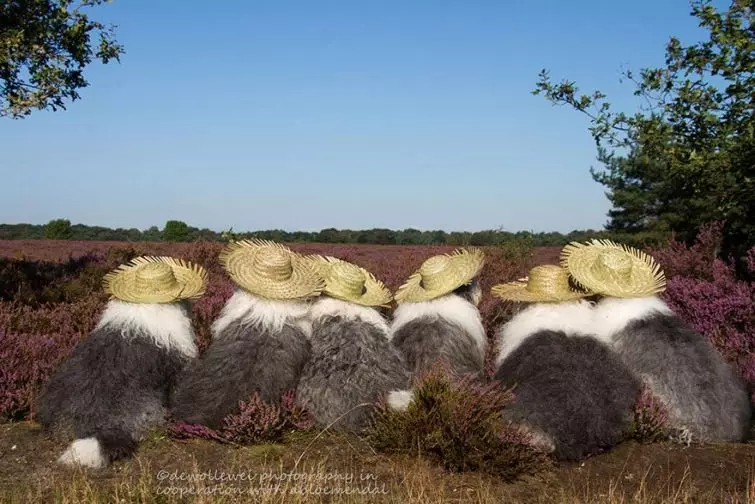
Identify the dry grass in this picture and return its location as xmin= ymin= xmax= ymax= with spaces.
xmin=1 ymin=422 xmax=754 ymax=504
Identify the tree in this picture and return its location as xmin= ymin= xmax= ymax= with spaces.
xmin=0 ymin=0 xmax=124 ymax=118
xmin=533 ymin=0 xmax=754 ymax=265
xmin=163 ymin=220 xmax=189 ymax=242
xmin=44 ymin=218 xmax=72 ymax=239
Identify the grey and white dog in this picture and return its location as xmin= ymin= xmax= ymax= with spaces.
xmin=36 ymin=299 xmax=197 ymax=469
xmin=295 ymin=297 xmax=411 ymax=432
xmin=170 ymin=289 xmax=313 ymax=429
xmin=493 ymin=300 xmax=641 ymax=461
xmin=592 ymin=295 xmax=752 ymax=444
xmin=388 ymin=280 xmax=486 ymax=410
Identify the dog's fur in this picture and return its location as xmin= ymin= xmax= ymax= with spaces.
xmin=169 ymin=289 xmax=312 ymax=429
xmin=295 ymin=298 xmax=411 ymax=432
xmin=390 ymin=280 xmax=486 ymax=381
xmin=494 ymin=301 xmax=641 ymax=461
xmin=36 ymin=300 xmax=195 ymax=469
xmin=593 ymin=295 xmax=752 ymax=443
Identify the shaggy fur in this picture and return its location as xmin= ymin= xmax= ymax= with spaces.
xmin=494 ymin=300 xmax=598 ymax=367
xmin=36 ymin=301 xmax=194 ymax=468
xmin=593 ymin=296 xmax=752 ymax=443
xmin=390 ymin=282 xmax=487 ymax=380
xmin=495 ymin=328 xmax=641 ymax=461
xmin=170 ymin=290 xmax=312 ymax=429
xmin=295 ymin=298 xmax=411 ymax=432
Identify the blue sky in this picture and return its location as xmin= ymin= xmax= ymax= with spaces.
xmin=0 ymin=0 xmax=714 ymax=233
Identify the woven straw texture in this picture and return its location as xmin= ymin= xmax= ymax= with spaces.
xmin=305 ymin=255 xmax=392 ymax=307
xmin=491 ymin=264 xmax=589 ymax=303
xmin=394 ymin=247 xmax=485 ymax=304
xmin=560 ymin=239 xmax=666 ymax=298
xmin=219 ymin=239 xmax=324 ymax=300
xmin=102 ymin=256 xmax=207 ymax=304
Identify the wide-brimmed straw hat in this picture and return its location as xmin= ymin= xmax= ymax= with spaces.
xmin=102 ymin=256 xmax=208 ymax=304
xmin=491 ymin=264 xmax=590 ymax=303
xmin=560 ymin=239 xmax=666 ymax=298
xmin=394 ymin=248 xmax=485 ymax=304
xmin=219 ymin=239 xmax=324 ymax=300
xmin=305 ymin=255 xmax=393 ymax=307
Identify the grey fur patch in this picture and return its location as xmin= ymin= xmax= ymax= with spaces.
xmin=295 ymin=316 xmax=411 ymax=432
xmin=391 ymin=314 xmax=485 ymax=381
xmin=170 ymin=319 xmax=311 ymax=429
xmin=612 ymin=313 xmax=751 ymax=443
xmin=36 ymin=325 xmax=189 ymax=463
xmin=495 ymin=330 xmax=641 ymax=461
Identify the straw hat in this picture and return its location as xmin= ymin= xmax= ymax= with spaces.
xmin=102 ymin=256 xmax=208 ymax=304
xmin=491 ymin=264 xmax=590 ymax=303
xmin=305 ymin=255 xmax=393 ymax=307
xmin=394 ymin=248 xmax=485 ymax=304
xmin=560 ymin=239 xmax=666 ymax=298
xmin=219 ymin=239 xmax=324 ymax=300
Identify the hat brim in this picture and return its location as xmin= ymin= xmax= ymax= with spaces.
xmin=491 ymin=280 xmax=589 ymax=303
xmin=220 ymin=240 xmax=324 ymax=300
xmin=560 ymin=239 xmax=666 ymax=298
xmin=305 ymin=255 xmax=393 ymax=307
xmin=103 ymin=256 xmax=208 ymax=304
xmin=394 ymin=248 xmax=485 ymax=304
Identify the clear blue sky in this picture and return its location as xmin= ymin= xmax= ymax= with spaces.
xmin=0 ymin=0 xmax=714 ymax=233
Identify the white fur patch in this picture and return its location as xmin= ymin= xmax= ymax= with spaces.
xmin=96 ymin=300 xmax=197 ymax=358
xmin=390 ymin=294 xmax=487 ymax=354
xmin=592 ymin=295 xmax=673 ymax=341
xmin=494 ymin=300 xmax=597 ymax=367
xmin=386 ymin=390 xmax=414 ymax=411
xmin=212 ymin=289 xmax=313 ymax=338
xmin=58 ymin=437 xmax=105 ymax=469
xmin=309 ymin=297 xmax=390 ymax=335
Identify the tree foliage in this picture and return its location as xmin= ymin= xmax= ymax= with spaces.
xmin=162 ymin=220 xmax=189 ymax=242
xmin=0 ymin=0 xmax=124 ymax=118
xmin=533 ymin=0 xmax=754 ymax=265
xmin=43 ymin=218 xmax=72 ymax=239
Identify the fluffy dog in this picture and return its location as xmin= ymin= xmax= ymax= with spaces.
xmin=36 ymin=299 xmax=197 ymax=468
xmin=494 ymin=300 xmax=641 ymax=460
xmin=170 ymin=289 xmax=313 ymax=429
xmin=593 ymin=295 xmax=751 ymax=443
xmin=295 ymin=297 xmax=410 ymax=431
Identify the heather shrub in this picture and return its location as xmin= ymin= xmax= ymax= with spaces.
xmin=0 ymin=253 xmax=107 ymax=305
xmin=167 ymin=390 xmax=315 ymax=445
xmin=652 ymin=223 xmax=755 ymax=403
xmin=0 ymin=300 xmax=102 ymax=420
xmin=367 ymin=367 xmax=551 ymax=481
xmin=628 ymin=385 xmax=671 ymax=443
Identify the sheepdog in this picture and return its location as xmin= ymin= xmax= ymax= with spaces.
xmin=36 ymin=299 xmax=199 ymax=469
xmin=295 ymin=297 xmax=411 ymax=432
xmin=390 ymin=279 xmax=487 ymax=382
xmin=560 ymin=239 xmax=752 ymax=444
xmin=493 ymin=299 xmax=641 ymax=460
xmin=36 ymin=256 xmax=206 ymax=469
xmin=170 ymin=289 xmax=313 ymax=429
xmin=592 ymin=295 xmax=752 ymax=444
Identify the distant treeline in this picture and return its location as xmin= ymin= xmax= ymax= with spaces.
xmin=0 ymin=220 xmax=670 ymax=248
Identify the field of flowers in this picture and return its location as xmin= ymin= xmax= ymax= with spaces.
xmin=0 ymin=223 xmax=753 ymax=502
xmin=1 ymin=224 xmax=753 ymax=424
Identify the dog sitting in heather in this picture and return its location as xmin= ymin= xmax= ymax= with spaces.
xmin=387 ymin=248 xmax=487 ymax=409
xmin=35 ymin=256 xmax=207 ymax=469
xmin=491 ymin=264 xmax=641 ymax=461
xmin=169 ymin=240 xmax=324 ymax=430
xmin=294 ymin=256 xmax=410 ymax=432
xmin=561 ymin=240 xmax=752 ymax=444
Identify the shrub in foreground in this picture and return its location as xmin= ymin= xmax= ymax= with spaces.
xmin=367 ymin=367 xmax=551 ymax=481
xmin=167 ymin=390 xmax=315 ymax=444
xmin=628 ymin=385 xmax=671 ymax=443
